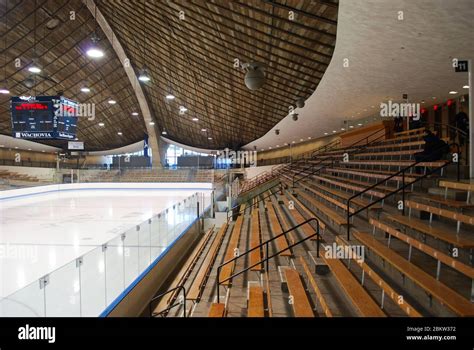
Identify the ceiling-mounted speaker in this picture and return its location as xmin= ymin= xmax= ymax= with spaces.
xmin=23 ymin=77 xmax=35 ymax=88
xmin=242 ymin=62 xmax=266 ymax=90
xmin=292 ymin=114 xmax=299 ymax=121
xmin=295 ymin=97 xmax=305 ymax=109
xmin=275 ymin=129 xmax=280 ymax=135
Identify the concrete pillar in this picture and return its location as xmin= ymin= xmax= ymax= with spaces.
xmin=83 ymin=0 xmax=161 ymax=167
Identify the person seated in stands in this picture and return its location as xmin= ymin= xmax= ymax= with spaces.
xmin=414 ymin=130 xmax=449 ymax=172
xmin=455 ymin=108 xmax=469 ymax=146
xmin=394 ymin=116 xmax=403 ymax=133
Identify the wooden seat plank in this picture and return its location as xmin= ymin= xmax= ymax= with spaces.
xmin=321 ymin=249 xmax=386 ymax=317
xmin=219 ymin=216 xmax=245 ymax=286
xmin=299 ymin=256 xmax=332 ymax=317
xmin=406 ymin=200 xmax=474 ymax=226
xmin=284 ymin=269 xmax=314 ymax=317
xmin=187 ymin=223 xmax=228 ymax=300
xmin=386 ymin=214 xmax=474 ymax=249
xmin=334 ymin=236 xmax=422 ymax=317
xmin=248 ymin=285 xmax=265 ymax=317
xmin=371 ymin=218 xmax=474 ymax=279
xmin=208 ymin=303 xmax=226 ymax=317
xmin=250 ymin=209 xmax=262 ymax=271
xmin=354 ymin=232 xmax=474 ymax=316
xmin=266 ymin=202 xmax=292 ymax=256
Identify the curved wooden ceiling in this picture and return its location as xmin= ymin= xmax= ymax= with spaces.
xmin=0 ymin=0 xmax=338 ymax=151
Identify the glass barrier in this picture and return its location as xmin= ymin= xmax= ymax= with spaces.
xmin=0 ymin=192 xmax=203 ymax=317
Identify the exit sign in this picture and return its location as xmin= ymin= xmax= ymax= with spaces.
xmin=455 ymin=60 xmax=469 ymax=72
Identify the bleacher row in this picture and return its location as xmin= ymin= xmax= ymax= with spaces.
xmin=149 ymin=127 xmax=474 ymax=317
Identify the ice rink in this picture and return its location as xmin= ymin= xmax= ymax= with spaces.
xmin=0 ymin=187 xmax=211 ymax=316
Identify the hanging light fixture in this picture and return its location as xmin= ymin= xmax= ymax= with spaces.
xmin=28 ymin=0 xmax=42 ymax=74
xmin=0 ymin=0 xmax=9 ymax=94
xmin=86 ymin=5 xmax=104 ymax=58
xmin=165 ymin=91 xmax=175 ymax=100
xmin=138 ymin=67 xmax=151 ymax=82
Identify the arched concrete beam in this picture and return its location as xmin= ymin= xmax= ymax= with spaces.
xmin=83 ymin=0 xmax=161 ymax=167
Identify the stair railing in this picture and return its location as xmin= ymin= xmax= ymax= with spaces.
xmin=216 ymin=217 xmax=321 ymax=304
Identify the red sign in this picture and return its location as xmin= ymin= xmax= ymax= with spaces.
xmin=14 ymin=103 xmax=49 ymax=111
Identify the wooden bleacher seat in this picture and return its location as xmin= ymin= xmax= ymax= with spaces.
xmin=208 ymin=303 xmax=226 ymax=317
xmin=284 ymin=268 xmax=314 ymax=317
xmin=321 ymin=246 xmax=386 ymax=317
xmin=393 ymin=127 xmax=426 ymax=137
xmin=299 ymin=257 xmax=332 ymax=317
xmin=247 ymin=284 xmax=265 ymax=317
xmin=296 ymin=189 xmax=348 ymax=229
xmin=353 ymin=149 xmax=420 ymax=158
xmin=406 ymin=200 xmax=474 ymax=231
xmin=334 ymin=236 xmax=421 ymax=317
xmin=312 ymin=174 xmax=386 ymax=198
xmin=325 ymin=167 xmax=417 ymax=183
xmin=219 ymin=216 xmax=244 ymax=286
xmin=354 ymin=231 xmax=474 ymax=316
xmin=410 ymin=194 xmax=474 ymax=209
xmin=250 ymin=209 xmax=262 ymax=271
xmin=341 ymin=160 xmax=447 ymax=168
xmin=305 ymin=182 xmax=382 ymax=212
xmin=153 ymin=226 xmax=215 ymax=315
xmin=187 ymin=223 xmax=228 ymax=301
xmin=386 ymin=214 xmax=474 ymax=249
xmin=370 ymin=218 xmax=474 ymax=279
xmin=266 ymin=200 xmax=291 ymax=257
xmin=283 ymin=191 xmax=326 ymax=237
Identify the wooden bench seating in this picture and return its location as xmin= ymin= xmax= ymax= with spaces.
xmin=284 ymin=268 xmax=314 ymax=317
xmin=370 ymin=218 xmax=474 ymax=279
xmin=325 ymin=167 xmax=418 ymax=183
xmin=250 ymin=209 xmax=262 ymax=271
xmin=187 ymin=223 xmax=228 ymax=301
xmin=314 ymin=174 xmax=394 ymax=198
xmin=219 ymin=215 xmax=244 ymax=286
xmin=208 ymin=303 xmax=226 ymax=317
xmin=406 ymin=200 xmax=474 ymax=232
xmin=248 ymin=284 xmax=265 ymax=317
xmin=353 ymin=149 xmax=419 ymax=158
xmin=410 ymin=194 xmax=474 ymax=209
xmin=394 ymin=127 xmax=426 ymax=137
xmin=305 ymin=182 xmax=382 ymax=211
xmin=299 ymin=257 xmax=332 ymax=317
xmin=341 ymin=160 xmax=447 ymax=168
xmin=386 ymin=214 xmax=474 ymax=249
xmin=439 ymin=180 xmax=474 ymax=193
xmin=283 ymin=191 xmax=326 ymax=237
xmin=302 ymin=183 xmax=355 ymax=214
xmin=334 ymin=236 xmax=421 ymax=317
xmin=296 ymin=189 xmax=348 ymax=228
xmin=266 ymin=201 xmax=292 ymax=257
xmin=321 ymin=245 xmax=386 ymax=317
xmin=152 ymin=226 xmax=215 ymax=315
xmin=354 ymin=231 xmax=474 ymax=316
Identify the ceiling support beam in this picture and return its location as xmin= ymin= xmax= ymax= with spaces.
xmin=83 ymin=0 xmax=161 ymax=167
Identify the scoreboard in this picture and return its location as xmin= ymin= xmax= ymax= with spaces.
xmin=11 ymin=96 xmax=78 ymax=140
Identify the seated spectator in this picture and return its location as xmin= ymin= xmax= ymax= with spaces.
xmin=414 ymin=129 xmax=449 ymax=164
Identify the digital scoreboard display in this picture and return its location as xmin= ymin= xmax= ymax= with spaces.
xmin=11 ymin=96 xmax=78 ymax=140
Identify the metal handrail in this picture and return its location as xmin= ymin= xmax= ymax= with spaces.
xmin=216 ymin=217 xmax=320 ymax=304
xmin=345 ymin=141 xmax=460 ymax=240
xmin=148 ymin=285 xmax=187 ymax=318
xmin=291 ymin=127 xmax=387 ymax=186
xmin=227 ymin=181 xmax=283 ymax=221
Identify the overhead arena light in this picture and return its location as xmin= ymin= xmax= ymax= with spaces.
xmin=108 ymin=99 xmax=116 ymax=105
xmin=28 ymin=59 xmax=41 ymax=74
xmin=138 ymin=67 xmax=151 ymax=82
xmin=80 ymin=86 xmax=91 ymax=93
xmin=162 ymin=130 xmax=167 ymax=135
xmin=192 ymin=117 xmax=199 ymax=121
xmin=98 ymin=122 xmax=105 ymax=126
xmin=449 ymin=91 xmax=458 ymax=94
xmin=149 ymin=121 xmax=155 ymax=126
xmin=86 ymin=32 xmax=104 ymax=58
xmin=0 ymin=86 xmax=9 ymax=94
xmin=179 ymin=106 xmax=187 ymax=113
xmin=117 ymin=132 xmax=122 ymax=136
xmin=131 ymin=112 xmax=139 ymax=116
xmin=166 ymin=93 xmax=175 ymax=100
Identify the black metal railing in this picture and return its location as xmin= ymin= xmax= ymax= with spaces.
xmin=148 ymin=285 xmax=187 ymax=318
xmin=290 ymin=127 xmax=387 ymax=187
xmin=215 ymin=217 xmax=321 ymax=304
xmin=227 ymin=181 xmax=283 ymax=221
xmin=345 ymin=141 xmax=460 ymax=240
